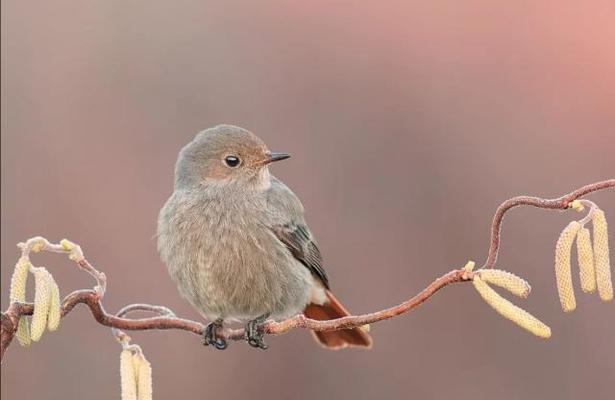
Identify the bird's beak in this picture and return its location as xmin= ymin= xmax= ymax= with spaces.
xmin=264 ymin=152 xmax=291 ymax=164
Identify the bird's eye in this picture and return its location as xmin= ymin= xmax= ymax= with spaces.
xmin=224 ymin=155 xmax=241 ymax=168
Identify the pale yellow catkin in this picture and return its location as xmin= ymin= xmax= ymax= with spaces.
xmin=555 ymin=221 xmax=581 ymax=312
xmin=121 ymin=349 xmax=138 ymax=400
xmin=473 ymin=276 xmax=551 ymax=338
xmin=10 ymin=257 xmax=30 ymax=302
xmin=131 ymin=354 xmax=141 ymax=392
xmin=576 ymin=227 xmax=596 ymax=293
xmin=10 ymin=258 xmax=32 ymax=346
xmin=478 ymin=269 xmax=531 ymax=298
xmin=30 ymin=267 xmax=53 ymax=342
xmin=47 ymin=278 xmax=62 ymax=331
xmin=134 ymin=352 xmax=153 ymax=400
xmin=592 ymin=209 xmax=613 ymax=302
xmin=16 ymin=318 xmax=32 ymax=347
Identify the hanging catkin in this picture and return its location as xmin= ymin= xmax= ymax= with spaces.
xmin=576 ymin=227 xmax=596 ymax=293
xmin=555 ymin=221 xmax=580 ymax=312
xmin=592 ymin=209 xmax=613 ymax=301
xmin=473 ymin=276 xmax=551 ymax=338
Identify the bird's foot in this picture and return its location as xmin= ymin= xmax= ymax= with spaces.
xmin=202 ymin=319 xmax=227 ymax=350
xmin=245 ymin=313 xmax=270 ymax=350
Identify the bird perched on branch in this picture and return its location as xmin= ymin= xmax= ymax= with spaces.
xmin=157 ymin=124 xmax=372 ymax=350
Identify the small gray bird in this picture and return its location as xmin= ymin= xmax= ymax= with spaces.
xmin=157 ymin=124 xmax=372 ymax=350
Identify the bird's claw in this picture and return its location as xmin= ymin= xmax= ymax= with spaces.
xmin=245 ymin=314 xmax=269 ymax=350
xmin=202 ymin=319 xmax=227 ymax=350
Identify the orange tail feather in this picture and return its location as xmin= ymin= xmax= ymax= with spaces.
xmin=303 ymin=290 xmax=372 ymax=350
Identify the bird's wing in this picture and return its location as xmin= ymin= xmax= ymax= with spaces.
xmin=266 ymin=177 xmax=330 ymax=289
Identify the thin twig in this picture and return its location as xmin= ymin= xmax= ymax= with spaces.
xmin=482 ymin=179 xmax=615 ymax=269
xmin=112 ymin=304 xmax=177 ymax=345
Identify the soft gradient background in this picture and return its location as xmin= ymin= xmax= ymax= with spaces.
xmin=2 ymin=1 xmax=614 ymax=399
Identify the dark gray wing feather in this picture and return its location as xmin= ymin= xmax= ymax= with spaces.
xmin=266 ymin=177 xmax=330 ymax=289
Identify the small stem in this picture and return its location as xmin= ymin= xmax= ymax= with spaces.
xmin=111 ymin=304 xmax=177 ymax=344
xmin=576 ymin=200 xmax=598 ymax=227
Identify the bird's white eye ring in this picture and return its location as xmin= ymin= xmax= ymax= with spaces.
xmin=224 ymin=155 xmax=241 ymax=168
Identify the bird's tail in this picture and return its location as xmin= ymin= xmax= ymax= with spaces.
xmin=303 ymin=290 xmax=372 ymax=349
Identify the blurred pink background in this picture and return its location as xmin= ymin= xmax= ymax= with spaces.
xmin=2 ymin=1 xmax=614 ymax=399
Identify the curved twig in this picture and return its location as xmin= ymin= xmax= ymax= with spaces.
xmin=482 ymin=179 xmax=615 ymax=269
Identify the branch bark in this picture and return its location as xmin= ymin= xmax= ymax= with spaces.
xmin=2 ymin=179 xmax=614 ymax=362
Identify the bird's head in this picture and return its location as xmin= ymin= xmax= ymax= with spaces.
xmin=175 ymin=124 xmax=290 ymax=191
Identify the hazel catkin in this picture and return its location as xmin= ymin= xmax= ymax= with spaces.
xmin=555 ymin=221 xmax=581 ymax=312
xmin=30 ymin=267 xmax=53 ymax=342
xmin=473 ymin=276 xmax=551 ymax=338
xmin=134 ymin=352 xmax=153 ymax=400
xmin=592 ymin=209 xmax=613 ymax=302
xmin=10 ymin=257 xmax=32 ymax=346
xmin=576 ymin=227 xmax=596 ymax=294
xmin=47 ymin=278 xmax=62 ymax=331
xmin=478 ymin=269 xmax=531 ymax=298
xmin=120 ymin=349 xmax=138 ymax=400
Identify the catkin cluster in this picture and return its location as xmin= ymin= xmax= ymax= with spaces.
xmin=120 ymin=347 xmax=153 ymax=400
xmin=472 ymin=266 xmax=551 ymax=338
xmin=555 ymin=207 xmax=613 ymax=312
xmin=9 ymin=258 xmax=62 ymax=346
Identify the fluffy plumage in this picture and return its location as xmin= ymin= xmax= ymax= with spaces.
xmin=157 ymin=125 xmax=372 ymax=348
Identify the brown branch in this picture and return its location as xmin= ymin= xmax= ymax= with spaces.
xmin=1 ymin=179 xmax=613 ymax=363
xmin=482 ymin=179 xmax=615 ymax=269
xmin=1 ymin=269 xmax=471 ymax=361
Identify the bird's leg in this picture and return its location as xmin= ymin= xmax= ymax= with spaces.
xmin=245 ymin=313 xmax=270 ymax=350
xmin=202 ymin=318 xmax=227 ymax=350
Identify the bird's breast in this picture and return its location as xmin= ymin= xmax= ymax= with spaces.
xmin=158 ymin=191 xmax=312 ymax=320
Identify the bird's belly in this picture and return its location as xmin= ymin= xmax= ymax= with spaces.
xmin=168 ymin=228 xmax=313 ymax=323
